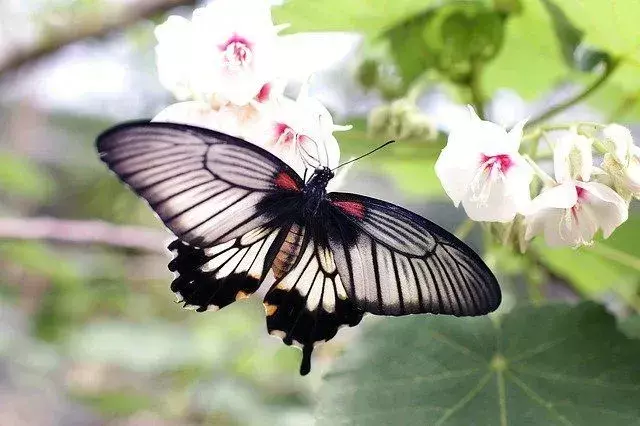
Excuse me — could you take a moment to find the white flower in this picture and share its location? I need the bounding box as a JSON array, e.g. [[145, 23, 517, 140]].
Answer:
[[601, 124, 640, 198], [603, 123, 634, 163], [525, 136, 628, 247], [246, 86, 348, 176], [152, 101, 257, 138], [434, 107, 533, 222], [152, 87, 348, 177], [553, 131, 593, 182], [155, 0, 282, 106]]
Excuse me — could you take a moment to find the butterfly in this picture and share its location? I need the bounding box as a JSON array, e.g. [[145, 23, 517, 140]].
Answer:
[[96, 120, 501, 375]]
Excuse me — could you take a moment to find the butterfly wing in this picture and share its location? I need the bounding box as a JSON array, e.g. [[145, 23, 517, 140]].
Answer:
[[168, 224, 292, 312], [325, 192, 501, 317], [263, 225, 364, 375], [96, 121, 304, 247]]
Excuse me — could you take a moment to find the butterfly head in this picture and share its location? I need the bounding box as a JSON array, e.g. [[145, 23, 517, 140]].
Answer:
[[307, 167, 334, 190]]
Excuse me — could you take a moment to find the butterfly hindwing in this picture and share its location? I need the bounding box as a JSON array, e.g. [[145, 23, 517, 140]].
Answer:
[[168, 225, 289, 312], [97, 121, 304, 247], [326, 192, 501, 317], [263, 227, 364, 375]]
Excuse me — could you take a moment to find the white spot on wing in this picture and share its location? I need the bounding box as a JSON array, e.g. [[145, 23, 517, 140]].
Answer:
[[322, 278, 336, 313]]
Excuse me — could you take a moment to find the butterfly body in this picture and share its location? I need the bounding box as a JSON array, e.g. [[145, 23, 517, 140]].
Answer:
[[97, 121, 501, 375], [301, 167, 334, 219]]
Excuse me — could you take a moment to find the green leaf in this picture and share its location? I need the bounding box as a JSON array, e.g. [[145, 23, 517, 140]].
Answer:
[[619, 315, 640, 340], [385, 13, 437, 85], [539, 0, 584, 67], [378, 156, 444, 198], [317, 303, 640, 425], [483, 0, 569, 99], [587, 79, 640, 121], [533, 244, 638, 303], [336, 121, 446, 198], [273, 0, 440, 36], [544, 0, 640, 59]]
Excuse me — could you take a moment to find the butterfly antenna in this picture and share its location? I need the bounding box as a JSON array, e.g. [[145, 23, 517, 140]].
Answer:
[[332, 140, 396, 171]]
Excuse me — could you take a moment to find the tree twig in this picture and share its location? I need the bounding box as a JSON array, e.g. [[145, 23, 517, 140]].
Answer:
[[524, 59, 620, 130], [0, 0, 195, 77], [0, 217, 169, 253]]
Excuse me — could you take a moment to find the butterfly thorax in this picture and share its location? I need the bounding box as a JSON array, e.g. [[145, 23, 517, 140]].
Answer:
[[302, 167, 334, 219]]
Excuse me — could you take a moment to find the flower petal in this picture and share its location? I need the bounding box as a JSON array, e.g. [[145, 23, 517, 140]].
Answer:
[[434, 146, 479, 206], [527, 182, 578, 214], [504, 155, 534, 213], [461, 177, 520, 222], [506, 118, 528, 151], [152, 101, 221, 129], [578, 181, 628, 238], [603, 123, 634, 163], [553, 133, 593, 182]]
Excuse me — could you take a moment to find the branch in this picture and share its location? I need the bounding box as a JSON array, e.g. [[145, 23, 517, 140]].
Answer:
[[524, 59, 620, 130], [0, 0, 195, 77], [0, 217, 169, 253]]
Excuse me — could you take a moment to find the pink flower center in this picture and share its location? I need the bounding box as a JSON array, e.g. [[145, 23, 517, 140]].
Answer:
[[469, 154, 514, 204], [480, 154, 513, 173], [274, 123, 312, 147], [274, 123, 296, 145], [219, 35, 253, 70], [256, 83, 271, 103], [569, 186, 588, 223]]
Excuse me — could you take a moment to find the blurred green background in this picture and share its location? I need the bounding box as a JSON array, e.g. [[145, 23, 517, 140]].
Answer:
[[1, 0, 639, 425]]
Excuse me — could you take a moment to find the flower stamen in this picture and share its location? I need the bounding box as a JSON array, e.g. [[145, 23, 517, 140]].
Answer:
[[469, 154, 512, 205], [219, 35, 253, 70]]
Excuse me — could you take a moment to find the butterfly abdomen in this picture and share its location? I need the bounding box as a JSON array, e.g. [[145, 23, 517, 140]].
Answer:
[[272, 224, 305, 279]]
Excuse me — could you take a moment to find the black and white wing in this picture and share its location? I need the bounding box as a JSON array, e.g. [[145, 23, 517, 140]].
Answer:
[[326, 193, 501, 317], [168, 225, 289, 312], [97, 121, 304, 247], [263, 227, 364, 375]]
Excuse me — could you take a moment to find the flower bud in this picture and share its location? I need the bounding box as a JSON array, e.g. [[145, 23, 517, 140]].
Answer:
[[553, 132, 593, 182], [367, 99, 437, 142], [600, 124, 640, 200]]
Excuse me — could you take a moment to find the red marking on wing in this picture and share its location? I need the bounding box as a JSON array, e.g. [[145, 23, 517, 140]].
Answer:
[[274, 171, 300, 192], [332, 201, 366, 219]]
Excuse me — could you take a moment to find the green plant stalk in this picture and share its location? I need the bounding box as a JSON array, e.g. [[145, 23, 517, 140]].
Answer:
[[524, 59, 620, 130], [469, 62, 486, 119]]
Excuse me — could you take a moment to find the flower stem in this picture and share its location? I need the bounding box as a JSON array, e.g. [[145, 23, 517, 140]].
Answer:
[[469, 62, 486, 119], [455, 219, 475, 240], [523, 154, 555, 186], [524, 59, 620, 130]]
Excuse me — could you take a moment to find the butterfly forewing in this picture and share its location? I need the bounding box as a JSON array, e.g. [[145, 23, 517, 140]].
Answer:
[[96, 121, 304, 247], [326, 192, 501, 317]]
